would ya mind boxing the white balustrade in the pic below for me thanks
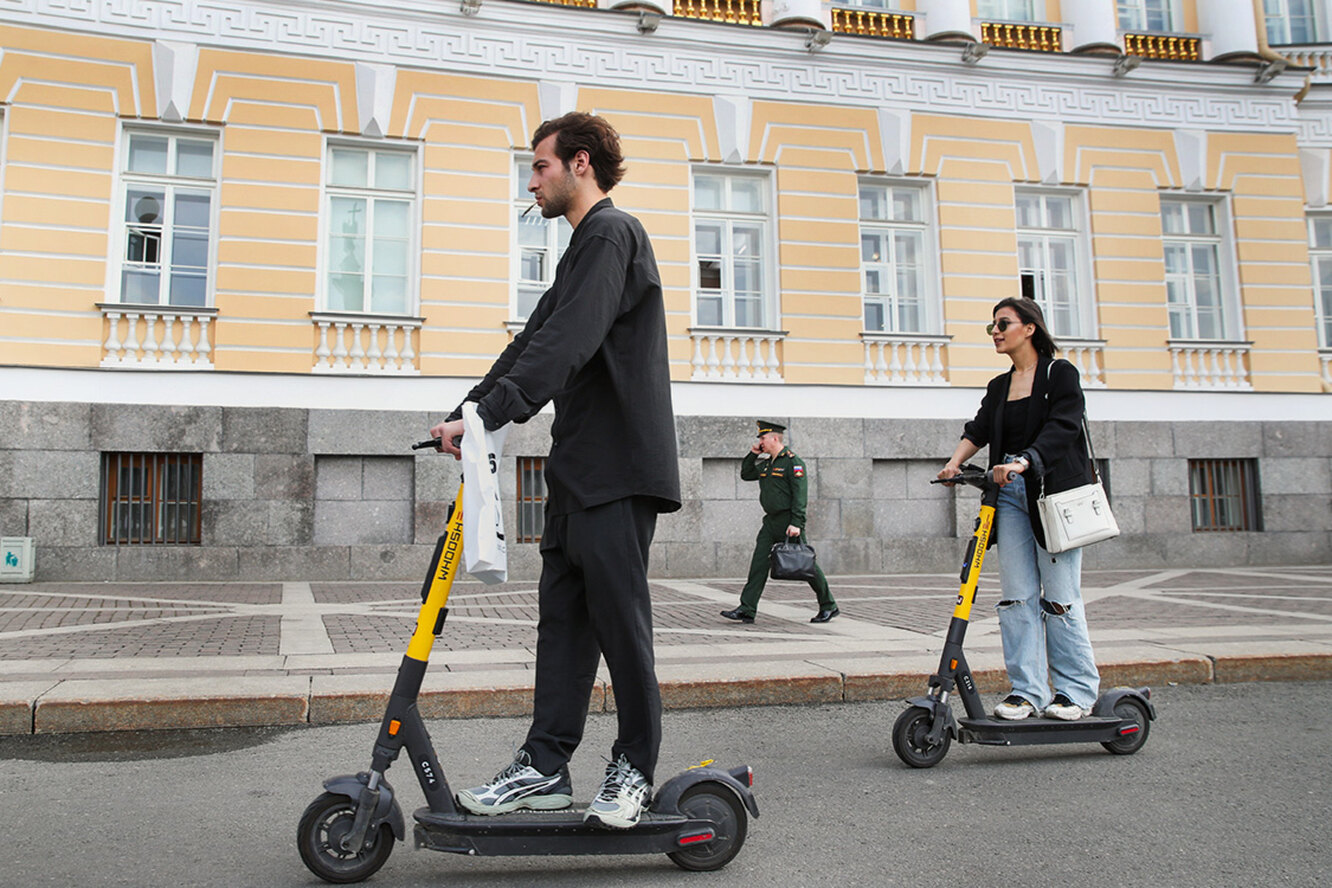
[1169,340,1252,390]
[1320,349,1332,392]
[1277,45,1332,82]
[861,333,950,386]
[689,328,785,382]
[311,312,422,375]
[99,304,216,369]
[1057,339,1107,388]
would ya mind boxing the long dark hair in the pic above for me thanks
[531,112,626,193]
[993,297,1056,358]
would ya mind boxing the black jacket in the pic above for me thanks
[449,198,681,516]
[961,355,1095,549]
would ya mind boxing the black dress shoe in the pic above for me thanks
[720,608,755,624]
[810,606,840,623]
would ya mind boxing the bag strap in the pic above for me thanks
[1047,358,1102,485]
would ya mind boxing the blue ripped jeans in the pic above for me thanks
[994,474,1100,711]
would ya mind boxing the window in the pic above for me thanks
[1264,0,1320,44]
[516,457,547,543]
[1117,0,1175,31]
[977,0,1039,21]
[1016,191,1091,338]
[513,156,571,320]
[859,180,935,333]
[116,130,216,306]
[1308,216,1332,348]
[693,171,772,329]
[1161,199,1234,340]
[100,452,202,545]
[324,144,416,314]
[1188,459,1262,532]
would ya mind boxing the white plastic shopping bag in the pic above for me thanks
[460,402,511,585]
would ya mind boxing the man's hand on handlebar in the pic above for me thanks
[936,463,963,486]
[428,418,465,459]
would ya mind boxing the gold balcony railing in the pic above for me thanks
[980,21,1062,52]
[1123,33,1202,61]
[674,0,762,26]
[831,8,915,40]
[530,0,598,6]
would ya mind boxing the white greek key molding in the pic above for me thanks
[311,311,422,375]
[861,332,949,386]
[689,327,785,382]
[1168,339,1252,391]
[99,304,217,369]
[6,0,1304,135]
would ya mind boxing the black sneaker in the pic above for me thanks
[993,694,1035,720]
[456,749,573,815]
[584,754,652,829]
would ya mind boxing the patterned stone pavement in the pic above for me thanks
[2,565,1330,733]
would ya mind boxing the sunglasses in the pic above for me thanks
[986,317,1026,335]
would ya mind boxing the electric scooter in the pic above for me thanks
[890,464,1155,769]
[297,439,758,883]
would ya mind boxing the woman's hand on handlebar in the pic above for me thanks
[428,418,465,460]
[993,461,1024,487]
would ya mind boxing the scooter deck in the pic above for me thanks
[957,714,1126,746]
[413,806,717,857]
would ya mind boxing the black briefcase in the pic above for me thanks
[769,537,818,582]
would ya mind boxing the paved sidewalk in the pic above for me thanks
[2,565,1331,734]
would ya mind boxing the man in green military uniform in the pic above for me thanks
[721,420,839,624]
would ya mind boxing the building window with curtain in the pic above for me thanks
[1264,0,1320,44]
[1309,215,1332,348]
[693,171,772,329]
[1161,198,1233,340]
[859,180,934,333]
[324,144,416,315]
[1116,0,1176,32]
[513,155,572,321]
[1015,190,1091,339]
[115,129,217,307]
[977,0,1039,22]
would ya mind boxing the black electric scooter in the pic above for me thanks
[890,464,1155,769]
[297,439,758,883]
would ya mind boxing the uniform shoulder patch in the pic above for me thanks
[793,465,804,477]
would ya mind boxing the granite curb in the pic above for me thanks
[4,651,1330,736]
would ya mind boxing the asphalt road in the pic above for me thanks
[1,681,1328,888]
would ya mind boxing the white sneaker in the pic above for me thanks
[1044,693,1090,721]
[584,755,651,829]
[993,694,1036,720]
[456,749,573,815]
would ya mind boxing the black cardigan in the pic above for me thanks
[960,355,1095,550]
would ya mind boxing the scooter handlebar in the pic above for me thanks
[931,463,994,490]
[411,437,462,451]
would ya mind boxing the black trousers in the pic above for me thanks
[522,496,662,783]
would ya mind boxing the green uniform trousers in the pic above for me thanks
[738,513,835,616]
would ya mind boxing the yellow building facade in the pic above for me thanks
[1,0,1329,581]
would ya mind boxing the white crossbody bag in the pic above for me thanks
[1035,366,1120,554]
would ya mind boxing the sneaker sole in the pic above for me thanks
[457,792,573,815]
[583,810,640,829]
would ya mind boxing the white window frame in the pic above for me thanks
[510,153,571,322]
[858,178,940,335]
[1160,195,1242,342]
[1116,0,1179,32]
[1308,214,1332,348]
[977,0,1041,22]
[690,168,776,330]
[1015,188,1095,340]
[1264,0,1323,44]
[111,126,219,307]
[319,139,420,316]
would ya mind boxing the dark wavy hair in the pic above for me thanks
[992,297,1056,358]
[531,112,626,193]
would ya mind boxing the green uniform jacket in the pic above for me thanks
[740,448,809,528]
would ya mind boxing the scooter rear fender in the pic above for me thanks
[651,766,760,819]
[1091,687,1157,721]
[322,772,406,841]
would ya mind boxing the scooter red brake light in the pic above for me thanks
[677,830,716,846]
[728,765,753,788]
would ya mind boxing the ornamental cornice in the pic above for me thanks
[7,0,1305,133]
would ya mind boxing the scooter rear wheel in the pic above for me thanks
[1101,698,1151,756]
[892,705,951,769]
[666,783,748,872]
[297,791,395,884]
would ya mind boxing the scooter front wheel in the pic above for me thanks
[666,783,748,872]
[297,792,395,884]
[892,705,951,769]
[1101,697,1151,756]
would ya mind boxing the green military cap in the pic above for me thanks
[755,419,786,437]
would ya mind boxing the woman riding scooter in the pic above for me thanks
[937,297,1100,721]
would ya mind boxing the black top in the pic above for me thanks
[449,198,681,516]
[961,356,1095,549]
[1000,398,1029,456]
